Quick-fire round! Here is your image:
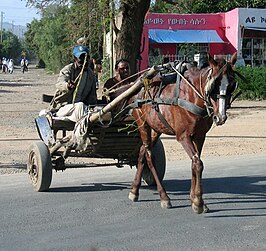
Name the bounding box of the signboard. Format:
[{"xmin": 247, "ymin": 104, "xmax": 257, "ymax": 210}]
[
  {"xmin": 144, "ymin": 13, "xmax": 223, "ymax": 30},
  {"xmin": 239, "ymin": 8, "xmax": 266, "ymax": 28}
]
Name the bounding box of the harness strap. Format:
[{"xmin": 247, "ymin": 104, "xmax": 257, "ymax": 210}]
[
  {"xmin": 174, "ymin": 61, "xmax": 183, "ymax": 97},
  {"xmin": 153, "ymin": 103, "xmax": 175, "ymax": 134},
  {"xmin": 130, "ymin": 97, "xmax": 207, "ymax": 117},
  {"xmin": 116, "ymin": 64, "xmax": 208, "ymax": 124},
  {"xmin": 179, "ymin": 99, "xmax": 208, "ymax": 117},
  {"xmin": 119, "ymin": 98, "xmax": 176, "ymax": 133},
  {"xmin": 154, "ymin": 97, "xmax": 208, "ymax": 117}
]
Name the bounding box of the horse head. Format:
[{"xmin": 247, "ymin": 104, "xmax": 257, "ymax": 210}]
[{"xmin": 204, "ymin": 52, "xmax": 237, "ymax": 126}]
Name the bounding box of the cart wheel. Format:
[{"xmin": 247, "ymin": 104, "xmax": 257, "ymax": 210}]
[
  {"xmin": 27, "ymin": 141, "xmax": 52, "ymax": 192},
  {"xmin": 142, "ymin": 138, "xmax": 166, "ymax": 186}
]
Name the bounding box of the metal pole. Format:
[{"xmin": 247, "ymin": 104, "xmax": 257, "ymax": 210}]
[
  {"xmin": 110, "ymin": 18, "xmax": 113, "ymax": 78},
  {"xmin": 0, "ymin": 12, "xmax": 4, "ymax": 44},
  {"xmin": 109, "ymin": 0, "xmax": 114, "ymax": 78}
]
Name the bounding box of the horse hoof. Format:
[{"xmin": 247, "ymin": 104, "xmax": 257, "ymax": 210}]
[
  {"xmin": 192, "ymin": 203, "xmax": 204, "ymax": 214},
  {"xmin": 161, "ymin": 200, "xmax": 172, "ymax": 209},
  {"xmin": 128, "ymin": 192, "xmax": 138, "ymax": 202}
]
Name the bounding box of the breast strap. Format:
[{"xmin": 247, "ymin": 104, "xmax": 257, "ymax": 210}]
[{"xmin": 129, "ymin": 97, "xmax": 207, "ymax": 117}]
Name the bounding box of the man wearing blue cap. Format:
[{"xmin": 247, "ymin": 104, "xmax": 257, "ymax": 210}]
[{"xmin": 49, "ymin": 45, "xmax": 97, "ymax": 123}]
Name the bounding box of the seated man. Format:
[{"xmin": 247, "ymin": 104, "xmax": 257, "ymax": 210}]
[
  {"xmin": 104, "ymin": 59, "xmax": 131, "ymax": 89},
  {"xmin": 102, "ymin": 59, "xmax": 132, "ymax": 103},
  {"xmin": 48, "ymin": 45, "xmax": 97, "ymax": 124},
  {"xmin": 37, "ymin": 45, "xmax": 97, "ymax": 149}
]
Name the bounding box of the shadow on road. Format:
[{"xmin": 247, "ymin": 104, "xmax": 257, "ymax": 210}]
[
  {"xmin": 0, "ymin": 163, "xmax": 27, "ymax": 170},
  {"xmin": 44, "ymin": 175, "xmax": 266, "ymax": 216},
  {"xmin": 164, "ymin": 176, "xmax": 266, "ymax": 216},
  {"xmin": 48, "ymin": 182, "xmax": 130, "ymax": 193},
  {"xmin": 164, "ymin": 175, "xmax": 266, "ymax": 195}
]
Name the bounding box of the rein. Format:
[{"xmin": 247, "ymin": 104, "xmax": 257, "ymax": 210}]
[
  {"xmin": 102, "ymin": 68, "xmax": 151, "ymax": 103},
  {"xmin": 106, "ymin": 68, "xmax": 150, "ymax": 92},
  {"xmin": 72, "ymin": 53, "xmax": 88, "ymax": 104}
]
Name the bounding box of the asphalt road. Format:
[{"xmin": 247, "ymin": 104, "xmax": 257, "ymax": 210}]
[{"xmin": 0, "ymin": 154, "xmax": 265, "ymax": 251}]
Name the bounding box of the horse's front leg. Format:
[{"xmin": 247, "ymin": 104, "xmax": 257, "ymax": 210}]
[
  {"xmin": 180, "ymin": 137, "xmax": 209, "ymax": 214},
  {"xmin": 190, "ymin": 153, "xmax": 209, "ymax": 214}
]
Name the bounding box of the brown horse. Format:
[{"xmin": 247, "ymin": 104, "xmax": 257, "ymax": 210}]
[{"xmin": 107, "ymin": 53, "xmax": 238, "ymax": 214}]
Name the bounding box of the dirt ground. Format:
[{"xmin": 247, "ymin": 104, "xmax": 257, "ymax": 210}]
[{"xmin": 0, "ymin": 67, "xmax": 265, "ymax": 174}]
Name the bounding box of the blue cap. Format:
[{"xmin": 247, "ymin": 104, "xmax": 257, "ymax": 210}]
[{"xmin": 72, "ymin": 45, "xmax": 89, "ymax": 58}]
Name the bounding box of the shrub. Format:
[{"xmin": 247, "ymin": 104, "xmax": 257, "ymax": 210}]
[{"xmin": 236, "ymin": 66, "xmax": 266, "ymax": 100}]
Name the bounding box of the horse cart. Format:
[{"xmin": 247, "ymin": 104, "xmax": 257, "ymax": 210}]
[{"xmin": 27, "ymin": 67, "xmax": 166, "ymax": 192}]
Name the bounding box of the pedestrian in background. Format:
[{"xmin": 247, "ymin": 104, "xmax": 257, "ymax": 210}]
[{"xmin": 21, "ymin": 56, "xmax": 28, "ymax": 73}]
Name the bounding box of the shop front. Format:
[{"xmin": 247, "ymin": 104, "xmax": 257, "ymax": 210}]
[
  {"xmin": 238, "ymin": 8, "xmax": 266, "ymax": 67},
  {"xmin": 139, "ymin": 8, "xmax": 266, "ymax": 70}
]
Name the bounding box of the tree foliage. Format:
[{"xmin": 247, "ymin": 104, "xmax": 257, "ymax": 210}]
[
  {"xmin": 25, "ymin": 5, "xmax": 71, "ymax": 72},
  {"xmin": 67, "ymin": 0, "xmax": 107, "ymax": 61},
  {"xmin": 151, "ymin": 0, "xmax": 265, "ymax": 13},
  {"xmin": 237, "ymin": 66, "xmax": 266, "ymax": 100},
  {"xmin": 24, "ymin": 0, "xmax": 265, "ymax": 73},
  {"xmin": 25, "ymin": 0, "xmax": 108, "ymax": 72},
  {"xmin": 0, "ymin": 31, "xmax": 23, "ymax": 62}
]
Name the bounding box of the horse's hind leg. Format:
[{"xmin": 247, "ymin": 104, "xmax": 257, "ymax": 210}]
[
  {"xmin": 144, "ymin": 145, "xmax": 172, "ymax": 208},
  {"xmin": 129, "ymin": 144, "xmax": 172, "ymax": 209},
  {"xmin": 180, "ymin": 136, "xmax": 208, "ymax": 214},
  {"xmin": 128, "ymin": 145, "xmax": 146, "ymax": 202}
]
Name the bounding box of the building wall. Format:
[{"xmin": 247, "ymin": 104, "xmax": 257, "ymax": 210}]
[
  {"xmin": 140, "ymin": 12, "xmax": 229, "ymax": 70},
  {"xmin": 238, "ymin": 8, "xmax": 266, "ymax": 66},
  {"xmin": 106, "ymin": 8, "xmax": 265, "ymax": 71},
  {"xmin": 223, "ymin": 8, "xmax": 266, "ymax": 61},
  {"xmin": 139, "ymin": 8, "xmax": 266, "ymax": 70},
  {"xmin": 224, "ymin": 8, "xmax": 239, "ymax": 52}
]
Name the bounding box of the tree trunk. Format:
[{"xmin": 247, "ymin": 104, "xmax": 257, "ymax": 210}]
[{"xmin": 114, "ymin": 0, "xmax": 151, "ymax": 75}]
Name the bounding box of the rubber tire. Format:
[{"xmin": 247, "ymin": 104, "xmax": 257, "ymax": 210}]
[
  {"xmin": 27, "ymin": 141, "xmax": 52, "ymax": 192},
  {"xmin": 142, "ymin": 138, "xmax": 166, "ymax": 186}
]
